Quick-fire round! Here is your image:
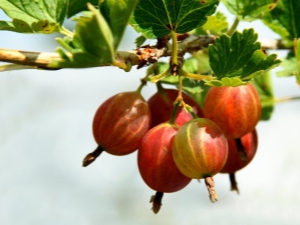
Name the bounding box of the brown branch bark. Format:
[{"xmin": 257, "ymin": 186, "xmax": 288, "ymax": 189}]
[
  {"xmin": 0, "ymin": 35, "xmax": 287, "ymax": 71},
  {"xmin": 0, "ymin": 35, "xmax": 215, "ymax": 70}
]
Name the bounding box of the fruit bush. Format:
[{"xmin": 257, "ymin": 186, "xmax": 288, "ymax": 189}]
[{"xmin": 1, "ymin": 0, "xmax": 300, "ymax": 223}]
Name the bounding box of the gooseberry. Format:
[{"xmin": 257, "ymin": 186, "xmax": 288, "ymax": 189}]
[
  {"xmin": 203, "ymin": 83, "xmax": 261, "ymax": 139},
  {"xmin": 148, "ymin": 85, "xmax": 203, "ymax": 127},
  {"xmin": 172, "ymin": 118, "xmax": 228, "ymax": 202},
  {"xmin": 82, "ymin": 91, "xmax": 151, "ymax": 166},
  {"xmin": 138, "ymin": 122, "xmax": 191, "ymax": 213}
]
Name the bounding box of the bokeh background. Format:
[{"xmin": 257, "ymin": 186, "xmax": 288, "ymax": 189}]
[{"xmin": 1, "ymin": 3, "xmax": 300, "ymax": 225}]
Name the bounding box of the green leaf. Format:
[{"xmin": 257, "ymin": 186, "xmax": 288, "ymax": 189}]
[
  {"xmin": 147, "ymin": 62, "xmax": 169, "ymax": 75},
  {"xmin": 50, "ymin": 4, "xmax": 114, "ymax": 68},
  {"xmin": 67, "ymin": 0, "xmax": 98, "ymax": 18},
  {"xmin": 161, "ymin": 76, "xmax": 204, "ymax": 94},
  {"xmin": 183, "ymin": 57, "xmax": 200, "ymax": 74},
  {"xmin": 188, "ymin": 51, "xmax": 212, "ymax": 74},
  {"xmin": 130, "ymin": 0, "xmax": 219, "ymax": 39},
  {"xmin": 294, "ymin": 39, "xmax": 300, "ymax": 85},
  {"xmin": 204, "ymin": 77, "xmax": 249, "ymax": 86},
  {"xmin": 100, "ymin": 0, "xmax": 138, "ymax": 50},
  {"xmin": 221, "ymin": 0, "xmax": 278, "ymax": 21},
  {"xmin": 161, "ymin": 74, "xmax": 208, "ymax": 107},
  {"xmin": 251, "ymin": 73, "xmax": 274, "ymax": 121},
  {"xmin": 276, "ymin": 56, "xmax": 297, "ymax": 77},
  {"xmin": 208, "ymin": 29, "xmax": 281, "ymax": 85},
  {"xmin": 262, "ymin": 0, "xmax": 300, "ymax": 39},
  {"xmin": 0, "ymin": 0, "xmax": 68, "ymax": 33},
  {"xmin": 195, "ymin": 12, "xmax": 228, "ymax": 35},
  {"xmin": 135, "ymin": 35, "xmax": 147, "ymax": 48}
]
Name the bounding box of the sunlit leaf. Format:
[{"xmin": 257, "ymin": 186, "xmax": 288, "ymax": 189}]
[
  {"xmin": 130, "ymin": 0, "xmax": 219, "ymax": 39},
  {"xmin": 100, "ymin": 0, "xmax": 138, "ymax": 49},
  {"xmin": 208, "ymin": 29, "xmax": 281, "ymax": 85},
  {"xmin": 0, "ymin": 0, "xmax": 67, "ymax": 34},
  {"xmin": 195, "ymin": 12, "xmax": 228, "ymax": 35},
  {"xmin": 50, "ymin": 4, "xmax": 114, "ymax": 68},
  {"xmin": 221, "ymin": 0, "xmax": 278, "ymax": 21}
]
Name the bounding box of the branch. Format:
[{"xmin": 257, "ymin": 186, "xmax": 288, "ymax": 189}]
[
  {"xmin": 0, "ymin": 35, "xmax": 288, "ymax": 72},
  {"xmin": 259, "ymin": 38, "xmax": 293, "ymax": 50},
  {"xmin": 0, "ymin": 35, "xmax": 215, "ymax": 71}
]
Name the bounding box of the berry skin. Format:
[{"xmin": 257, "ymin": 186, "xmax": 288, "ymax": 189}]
[
  {"xmin": 138, "ymin": 122, "xmax": 191, "ymax": 213},
  {"xmin": 138, "ymin": 122, "xmax": 191, "ymax": 193},
  {"xmin": 172, "ymin": 118, "xmax": 228, "ymax": 179},
  {"xmin": 172, "ymin": 118, "xmax": 228, "ymax": 202},
  {"xmin": 92, "ymin": 91, "xmax": 151, "ymax": 156},
  {"xmin": 203, "ymin": 83, "xmax": 261, "ymax": 139},
  {"xmin": 221, "ymin": 129, "xmax": 258, "ymax": 174},
  {"xmin": 148, "ymin": 88, "xmax": 203, "ymax": 127}
]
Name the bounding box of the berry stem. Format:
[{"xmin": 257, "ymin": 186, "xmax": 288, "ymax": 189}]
[
  {"xmin": 150, "ymin": 68, "xmax": 171, "ymax": 83},
  {"xmin": 136, "ymin": 81, "xmax": 146, "ymax": 94},
  {"xmin": 226, "ymin": 17, "xmax": 240, "ymax": 36},
  {"xmin": 170, "ymin": 31, "xmax": 179, "ymax": 67},
  {"xmin": 235, "ymin": 138, "xmax": 248, "ymax": 162},
  {"xmin": 185, "ymin": 104, "xmax": 198, "ymax": 119},
  {"xmin": 82, "ymin": 145, "xmax": 104, "ymax": 167},
  {"xmin": 150, "ymin": 191, "xmax": 164, "ymax": 214},
  {"xmin": 204, "ymin": 176, "xmax": 218, "ymax": 203},
  {"xmin": 181, "ymin": 69, "xmax": 216, "ymax": 81},
  {"xmin": 169, "ymin": 101, "xmax": 181, "ymax": 125},
  {"xmin": 229, "ymin": 173, "xmax": 240, "ymax": 194},
  {"xmin": 59, "ymin": 26, "xmax": 74, "ymax": 38}
]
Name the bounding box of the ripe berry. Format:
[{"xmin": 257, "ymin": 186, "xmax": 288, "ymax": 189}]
[
  {"xmin": 172, "ymin": 118, "xmax": 228, "ymax": 202},
  {"xmin": 221, "ymin": 129, "xmax": 258, "ymax": 193},
  {"xmin": 83, "ymin": 91, "xmax": 151, "ymax": 166},
  {"xmin": 203, "ymin": 83, "xmax": 261, "ymax": 139},
  {"xmin": 148, "ymin": 86, "xmax": 203, "ymax": 127},
  {"xmin": 138, "ymin": 122, "xmax": 191, "ymax": 213}
]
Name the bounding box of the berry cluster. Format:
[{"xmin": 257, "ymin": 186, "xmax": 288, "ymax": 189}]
[{"xmin": 82, "ymin": 82, "xmax": 261, "ymax": 214}]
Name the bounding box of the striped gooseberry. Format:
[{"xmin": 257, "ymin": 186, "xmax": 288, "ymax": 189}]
[
  {"xmin": 82, "ymin": 91, "xmax": 151, "ymax": 166},
  {"xmin": 172, "ymin": 118, "xmax": 228, "ymax": 202},
  {"xmin": 203, "ymin": 83, "xmax": 261, "ymax": 139}
]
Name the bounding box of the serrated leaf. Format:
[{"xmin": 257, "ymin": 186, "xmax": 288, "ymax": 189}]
[
  {"xmin": 67, "ymin": 0, "xmax": 98, "ymax": 18},
  {"xmin": 262, "ymin": 0, "xmax": 300, "ymax": 40},
  {"xmin": 195, "ymin": 12, "xmax": 228, "ymax": 35},
  {"xmin": 203, "ymin": 15, "xmax": 228, "ymax": 34},
  {"xmin": 0, "ymin": 0, "xmax": 68, "ymax": 34},
  {"xmin": 204, "ymin": 77, "xmax": 249, "ymax": 86},
  {"xmin": 221, "ymin": 0, "xmax": 278, "ymax": 21},
  {"xmin": 261, "ymin": 13, "xmax": 290, "ymax": 40},
  {"xmin": 209, "ymin": 29, "xmax": 281, "ymax": 82},
  {"xmin": 130, "ymin": 0, "xmax": 219, "ymax": 39},
  {"xmin": 251, "ymin": 73, "xmax": 274, "ymax": 121},
  {"xmin": 50, "ymin": 4, "xmax": 114, "ymax": 68},
  {"xmin": 100, "ymin": 0, "xmax": 138, "ymax": 50}
]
